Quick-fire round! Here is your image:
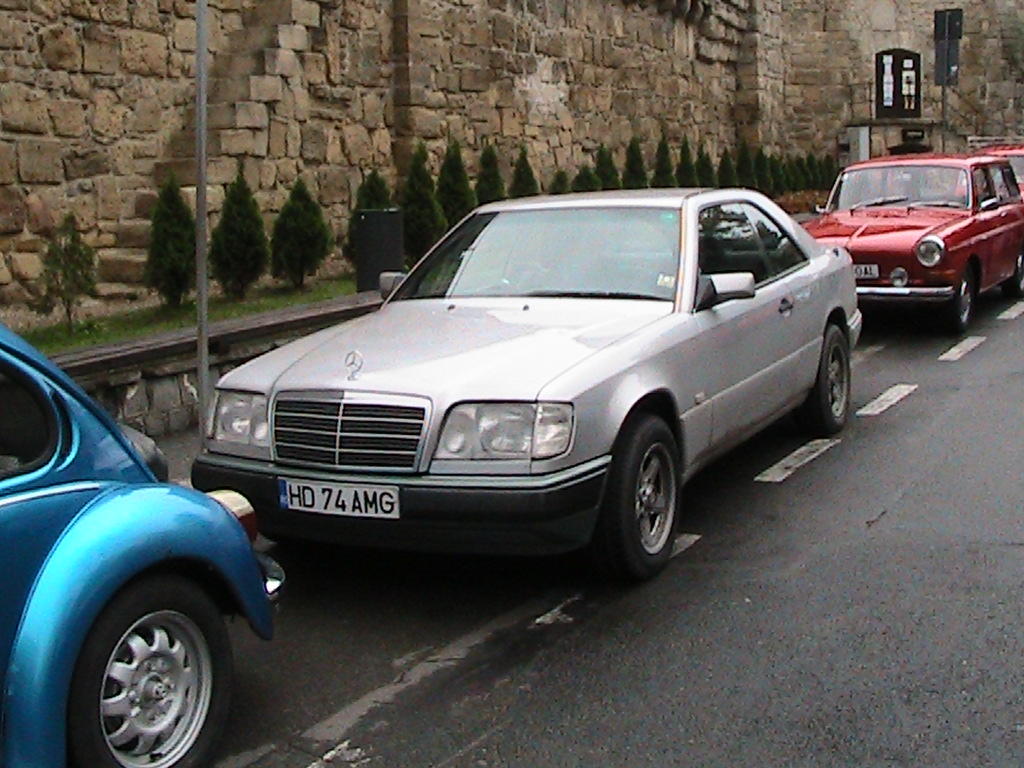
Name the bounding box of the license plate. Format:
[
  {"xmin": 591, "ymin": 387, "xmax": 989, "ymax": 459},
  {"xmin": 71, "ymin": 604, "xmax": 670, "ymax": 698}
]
[
  {"xmin": 278, "ymin": 478, "xmax": 400, "ymax": 519},
  {"xmin": 854, "ymin": 263, "xmax": 879, "ymax": 279}
]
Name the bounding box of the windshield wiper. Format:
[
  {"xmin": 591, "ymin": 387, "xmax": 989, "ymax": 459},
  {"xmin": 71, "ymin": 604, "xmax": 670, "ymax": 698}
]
[
  {"xmin": 851, "ymin": 195, "xmax": 909, "ymax": 210},
  {"xmin": 907, "ymin": 199, "xmax": 966, "ymax": 209},
  {"xmin": 524, "ymin": 290, "xmax": 663, "ymax": 300}
]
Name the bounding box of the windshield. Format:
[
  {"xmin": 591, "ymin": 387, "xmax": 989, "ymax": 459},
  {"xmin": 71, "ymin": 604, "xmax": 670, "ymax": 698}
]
[
  {"xmin": 393, "ymin": 207, "xmax": 681, "ymax": 301},
  {"xmin": 828, "ymin": 165, "xmax": 970, "ymax": 211}
]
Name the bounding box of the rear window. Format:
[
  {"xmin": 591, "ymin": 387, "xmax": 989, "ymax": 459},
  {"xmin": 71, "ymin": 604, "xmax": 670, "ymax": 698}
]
[{"xmin": 0, "ymin": 365, "xmax": 54, "ymax": 479}]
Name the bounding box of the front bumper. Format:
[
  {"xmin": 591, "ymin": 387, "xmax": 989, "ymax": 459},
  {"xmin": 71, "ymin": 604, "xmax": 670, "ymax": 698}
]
[
  {"xmin": 192, "ymin": 453, "xmax": 609, "ymax": 556},
  {"xmin": 856, "ymin": 285, "xmax": 955, "ymax": 303}
]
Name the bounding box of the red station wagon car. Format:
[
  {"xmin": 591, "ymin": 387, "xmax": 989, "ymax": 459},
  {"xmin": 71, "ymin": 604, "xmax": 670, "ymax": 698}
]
[{"xmin": 805, "ymin": 153, "xmax": 1024, "ymax": 332}]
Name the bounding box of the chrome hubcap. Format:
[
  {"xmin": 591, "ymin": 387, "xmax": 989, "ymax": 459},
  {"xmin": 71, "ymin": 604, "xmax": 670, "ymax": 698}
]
[
  {"xmin": 635, "ymin": 443, "xmax": 676, "ymax": 555},
  {"xmin": 100, "ymin": 611, "xmax": 212, "ymax": 768},
  {"xmin": 827, "ymin": 343, "xmax": 849, "ymax": 419},
  {"xmin": 959, "ymin": 275, "xmax": 973, "ymax": 325}
]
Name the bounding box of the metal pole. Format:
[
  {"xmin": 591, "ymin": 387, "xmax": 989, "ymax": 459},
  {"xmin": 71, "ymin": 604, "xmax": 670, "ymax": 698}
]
[{"xmin": 196, "ymin": 0, "xmax": 210, "ymax": 441}]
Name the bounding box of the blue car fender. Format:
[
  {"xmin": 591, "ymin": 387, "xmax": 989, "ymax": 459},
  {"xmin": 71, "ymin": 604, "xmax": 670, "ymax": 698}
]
[{"xmin": 3, "ymin": 483, "xmax": 274, "ymax": 768}]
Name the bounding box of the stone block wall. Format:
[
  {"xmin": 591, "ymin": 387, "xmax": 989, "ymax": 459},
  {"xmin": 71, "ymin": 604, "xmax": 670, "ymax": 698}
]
[
  {"xmin": 777, "ymin": 0, "xmax": 1024, "ymax": 157},
  {"xmin": 2, "ymin": 0, "xmax": 1022, "ymax": 311}
]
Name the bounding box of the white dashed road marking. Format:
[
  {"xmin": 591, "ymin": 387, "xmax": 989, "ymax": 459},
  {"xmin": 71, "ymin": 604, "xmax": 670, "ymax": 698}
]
[
  {"xmin": 671, "ymin": 533, "xmax": 702, "ymax": 558},
  {"xmin": 856, "ymin": 383, "xmax": 919, "ymax": 417},
  {"xmin": 755, "ymin": 439, "xmax": 841, "ymax": 483},
  {"xmin": 999, "ymin": 302, "xmax": 1024, "ymax": 320},
  {"xmin": 938, "ymin": 335, "xmax": 986, "ymax": 361}
]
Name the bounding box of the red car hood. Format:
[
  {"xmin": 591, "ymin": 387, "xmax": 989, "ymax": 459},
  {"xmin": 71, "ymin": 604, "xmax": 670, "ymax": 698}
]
[{"xmin": 805, "ymin": 209, "xmax": 968, "ymax": 254}]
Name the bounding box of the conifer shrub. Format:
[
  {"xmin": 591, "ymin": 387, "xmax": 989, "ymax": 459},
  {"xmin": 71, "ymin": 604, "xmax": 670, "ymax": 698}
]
[
  {"xmin": 146, "ymin": 175, "xmax": 195, "ymax": 308},
  {"xmin": 675, "ymin": 137, "xmax": 698, "ymax": 186},
  {"xmin": 622, "ymin": 137, "xmax": 648, "ymax": 189},
  {"xmin": 788, "ymin": 155, "xmax": 809, "ymax": 191},
  {"xmin": 651, "ymin": 136, "xmax": 675, "ymax": 188},
  {"xmin": 437, "ymin": 140, "xmax": 476, "ymax": 225},
  {"xmin": 271, "ymin": 179, "xmax": 333, "ymax": 290},
  {"xmin": 736, "ymin": 141, "xmax": 756, "ymax": 189},
  {"xmin": 695, "ymin": 146, "xmax": 717, "ymax": 187},
  {"xmin": 209, "ymin": 165, "xmax": 268, "ymax": 300},
  {"xmin": 804, "ymin": 154, "xmax": 821, "ymax": 190},
  {"xmin": 571, "ymin": 165, "xmax": 601, "ymax": 192},
  {"xmin": 717, "ymin": 149, "xmax": 738, "ymax": 187},
  {"xmin": 33, "ymin": 212, "xmax": 96, "ymax": 330},
  {"xmin": 548, "ymin": 169, "xmax": 570, "ymax": 194},
  {"xmin": 754, "ymin": 147, "xmax": 773, "ymax": 194},
  {"xmin": 475, "ymin": 144, "xmax": 506, "ymax": 205},
  {"xmin": 595, "ymin": 144, "xmax": 620, "ymax": 190},
  {"xmin": 770, "ymin": 154, "xmax": 789, "ymax": 195},
  {"xmin": 508, "ymin": 145, "xmax": 540, "ymax": 198},
  {"xmin": 402, "ymin": 142, "xmax": 447, "ymax": 264},
  {"xmin": 820, "ymin": 154, "xmax": 839, "ymax": 192}
]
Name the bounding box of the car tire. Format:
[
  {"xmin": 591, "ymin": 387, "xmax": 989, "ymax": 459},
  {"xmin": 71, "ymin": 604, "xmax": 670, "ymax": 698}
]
[
  {"xmin": 794, "ymin": 323, "xmax": 850, "ymax": 437},
  {"xmin": 67, "ymin": 575, "xmax": 232, "ymax": 768},
  {"xmin": 588, "ymin": 414, "xmax": 679, "ymax": 582},
  {"xmin": 1001, "ymin": 245, "xmax": 1024, "ymax": 299},
  {"xmin": 945, "ymin": 265, "xmax": 976, "ymax": 334}
]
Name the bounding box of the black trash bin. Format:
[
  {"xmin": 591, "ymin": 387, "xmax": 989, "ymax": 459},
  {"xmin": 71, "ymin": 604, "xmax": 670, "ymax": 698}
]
[{"xmin": 352, "ymin": 208, "xmax": 405, "ymax": 293}]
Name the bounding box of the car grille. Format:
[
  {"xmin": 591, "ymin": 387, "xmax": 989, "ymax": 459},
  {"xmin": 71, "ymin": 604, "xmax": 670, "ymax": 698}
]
[{"xmin": 273, "ymin": 396, "xmax": 427, "ymax": 472}]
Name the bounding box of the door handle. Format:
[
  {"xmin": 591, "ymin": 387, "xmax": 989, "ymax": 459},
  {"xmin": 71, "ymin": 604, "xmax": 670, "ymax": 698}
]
[{"xmin": 778, "ymin": 297, "xmax": 794, "ymax": 315}]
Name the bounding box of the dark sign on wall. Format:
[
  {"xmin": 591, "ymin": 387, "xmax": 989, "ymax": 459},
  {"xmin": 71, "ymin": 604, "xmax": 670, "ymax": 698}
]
[{"xmin": 875, "ymin": 49, "xmax": 922, "ymax": 119}]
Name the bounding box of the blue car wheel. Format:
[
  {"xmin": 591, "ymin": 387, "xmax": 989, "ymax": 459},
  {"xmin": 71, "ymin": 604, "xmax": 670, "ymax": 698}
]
[{"xmin": 67, "ymin": 575, "xmax": 232, "ymax": 768}]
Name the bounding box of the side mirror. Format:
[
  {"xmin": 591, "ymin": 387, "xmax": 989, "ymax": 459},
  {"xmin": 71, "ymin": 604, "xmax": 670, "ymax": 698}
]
[
  {"xmin": 979, "ymin": 197, "xmax": 1000, "ymax": 212},
  {"xmin": 695, "ymin": 272, "xmax": 757, "ymax": 311},
  {"xmin": 379, "ymin": 271, "xmax": 405, "ymax": 299}
]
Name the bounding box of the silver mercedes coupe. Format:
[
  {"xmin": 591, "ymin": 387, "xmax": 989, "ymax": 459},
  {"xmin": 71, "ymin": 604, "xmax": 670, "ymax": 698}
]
[{"xmin": 192, "ymin": 189, "xmax": 860, "ymax": 581}]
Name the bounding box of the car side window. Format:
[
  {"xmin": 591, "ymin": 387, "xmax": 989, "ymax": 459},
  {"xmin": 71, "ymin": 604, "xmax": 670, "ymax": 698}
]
[
  {"xmin": 973, "ymin": 167, "xmax": 996, "ymax": 208},
  {"xmin": 0, "ymin": 366, "xmax": 54, "ymax": 479},
  {"xmin": 996, "ymin": 164, "xmax": 1021, "ymax": 202},
  {"xmin": 740, "ymin": 203, "xmax": 808, "ymax": 278},
  {"xmin": 989, "ymin": 164, "xmax": 1013, "ymax": 203},
  {"xmin": 698, "ymin": 203, "xmax": 769, "ymax": 284}
]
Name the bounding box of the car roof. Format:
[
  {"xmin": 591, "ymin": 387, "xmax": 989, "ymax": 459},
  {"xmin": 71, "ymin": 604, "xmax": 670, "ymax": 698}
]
[
  {"xmin": 974, "ymin": 144, "xmax": 1024, "ymax": 156},
  {"xmin": 842, "ymin": 153, "xmax": 993, "ymax": 171},
  {"xmin": 474, "ymin": 188, "xmax": 709, "ymax": 214}
]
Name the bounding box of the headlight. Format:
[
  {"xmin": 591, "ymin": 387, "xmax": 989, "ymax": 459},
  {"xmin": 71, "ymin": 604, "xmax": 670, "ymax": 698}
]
[
  {"xmin": 208, "ymin": 391, "xmax": 270, "ymax": 447},
  {"xmin": 916, "ymin": 236, "xmax": 945, "ymax": 268},
  {"xmin": 435, "ymin": 402, "xmax": 573, "ymax": 460}
]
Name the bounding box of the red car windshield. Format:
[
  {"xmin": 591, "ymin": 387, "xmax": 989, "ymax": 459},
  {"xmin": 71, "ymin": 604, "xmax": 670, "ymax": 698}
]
[{"xmin": 829, "ymin": 165, "xmax": 970, "ymax": 211}]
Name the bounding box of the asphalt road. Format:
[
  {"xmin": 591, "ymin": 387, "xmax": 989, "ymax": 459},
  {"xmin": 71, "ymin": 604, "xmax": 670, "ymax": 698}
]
[{"xmin": 160, "ymin": 291, "xmax": 1024, "ymax": 767}]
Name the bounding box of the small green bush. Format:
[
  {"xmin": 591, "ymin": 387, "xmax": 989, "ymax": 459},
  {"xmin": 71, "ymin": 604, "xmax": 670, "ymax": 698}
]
[
  {"xmin": 622, "ymin": 137, "xmax": 648, "ymax": 189},
  {"xmin": 437, "ymin": 140, "xmax": 476, "ymax": 225},
  {"xmin": 736, "ymin": 141, "xmax": 756, "ymax": 189},
  {"xmin": 209, "ymin": 165, "xmax": 269, "ymax": 300},
  {"xmin": 508, "ymin": 145, "xmax": 540, "ymax": 198},
  {"xmin": 271, "ymin": 179, "xmax": 333, "ymax": 290},
  {"xmin": 548, "ymin": 169, "xmax": 571, "ymax": 194},
  {"xmin": 754, "ymin": 147, "xmax": 773, "ymax": 194},
  {"xmin": 651, "ymin": 136, "xmax": 675, "ymax": 188},
  {"xmin": 402, "ymin": 142, "xmax": 447, "ymax": 264},
  {"xmin": 675, "ymin": 137, "xmax": 698, "ymax": 187},
  {"xmin": 475, "ymin": 144, "xmax": 506, "ymax": 205},
  {"xmin": 146, "ymin": 175, "xmax": 195, "ymax": 308},
  {"xmin": 804, "ymin": 154, "xmax": 821, "ymax": 190},
  {"xmin": 717, "ymin": 149, "xmax": 738, "ymax": 187},
  {"xmin": 770, "ymin": 154, "xmax": 789, "ymax": 195},
  {"xmin": 33, "ymin": 213, "xmax": 96, "ymax": 330},
  {"xmin": 595, "ymin": 144, "xmax": 620, "ymax": 190},
  {"xmin": 571, "ymin": 165, "xmax": 601, "ymax": 192},
  {"xmin": 695, "ymin": 146, "xmax": 717, "ymax": 187},
  {"xmin": 820, "ymin": 154, "xmax": 839, "ymax": 191}
]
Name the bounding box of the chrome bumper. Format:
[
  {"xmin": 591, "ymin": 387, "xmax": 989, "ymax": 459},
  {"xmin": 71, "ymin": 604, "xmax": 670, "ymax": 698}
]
[{"xmin": 856, "ymin": 285, "xmax": 955, "ymax": 302}]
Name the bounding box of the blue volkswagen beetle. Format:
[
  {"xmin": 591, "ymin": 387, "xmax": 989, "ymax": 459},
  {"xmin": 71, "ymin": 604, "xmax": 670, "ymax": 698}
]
[{"xmin": 0, "ymin": 324, "xmax": 283, "ymax": 768}]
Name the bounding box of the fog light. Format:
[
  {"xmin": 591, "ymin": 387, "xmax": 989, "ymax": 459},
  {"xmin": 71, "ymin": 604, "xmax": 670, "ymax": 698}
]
[{"xmin": 890, "ymin": 267, "xmax": 909, "ymax": 288}]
